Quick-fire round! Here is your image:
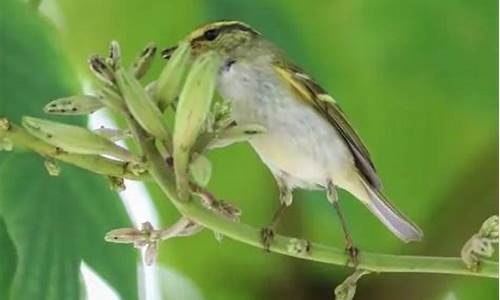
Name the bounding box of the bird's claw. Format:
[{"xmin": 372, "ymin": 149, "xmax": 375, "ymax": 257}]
[
  {"xmin": 260, "ymin": 227, "xmax": 275, "ymax": 251},
  {"xmin": 345, "ymin": 244, "xmax": 359, "ymax": 268}
]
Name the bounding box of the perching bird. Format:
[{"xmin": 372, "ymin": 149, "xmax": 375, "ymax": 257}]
[{"xmin": 163, "ymin": 21, "xmax": 423, "ymax": 257}]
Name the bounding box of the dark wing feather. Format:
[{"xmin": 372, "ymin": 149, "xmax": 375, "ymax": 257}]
[{"xmin": 273, "ymin": 62, "xmax": 382, "ymax": 190}]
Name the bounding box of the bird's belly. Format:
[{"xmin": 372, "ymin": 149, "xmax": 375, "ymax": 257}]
[
  {"xmin": 217, "ymin": 62, "xmax": 355, "ymax": 189},
  {"xmin": 248, "ymin": 104, "xmax": 353, "ymax": 189}
]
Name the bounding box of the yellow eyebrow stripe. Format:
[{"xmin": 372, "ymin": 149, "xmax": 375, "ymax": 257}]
[{"xmin": 187, "ymin": 21, "xmax": 261, "ymax": 41}]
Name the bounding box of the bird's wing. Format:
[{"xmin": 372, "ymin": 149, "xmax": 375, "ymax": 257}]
[{"xmin": 273, "ymin": 62, "xmax": 382, "ymax": 189}]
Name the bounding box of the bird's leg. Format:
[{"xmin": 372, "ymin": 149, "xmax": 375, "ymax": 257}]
[
  {"xmin": 327, "ymin": 180, "xmax": 359, "ymax": 267},
  {"xmin": 260, "ymin": 176, "xmax": 292, "ymax": 251}
]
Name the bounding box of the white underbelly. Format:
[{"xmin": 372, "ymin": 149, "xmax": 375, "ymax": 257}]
[{"xmin": 217, "ymin": 60, "xmax": 355, "ymax": 189}]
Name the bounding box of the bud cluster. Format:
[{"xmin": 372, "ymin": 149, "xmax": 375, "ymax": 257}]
[
  {"xmin": 6, "ymin": 40, "xmax": 264, "ymax": 266},
  {"xmin": 461, "ymin": 215, "xmax": 499, "ymax": 271}
]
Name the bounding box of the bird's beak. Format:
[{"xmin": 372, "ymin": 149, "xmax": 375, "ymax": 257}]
[{"xmin": 161, "ymin": 45, "xmax": 178, "ymax": 60}]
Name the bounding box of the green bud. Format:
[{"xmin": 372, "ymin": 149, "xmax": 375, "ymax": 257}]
[
  {"xmin": 44, "ymin": 158, "xmax": 61, "ymax": 176},
  {"xmin": 115, "ymin": 68, "xmax": 171, "ymax": 145},
  {"xmin": 173, "ymin": 51, "xmax": 221, "ymax": 199},
  {"xmin": 108, "ymin": 176, "xmax": 126, "ymax": 192},
  {"xmin": 108, "ymin": 40, "xmax": 121, "ymax": 69},
  {"xmin": 461, "ymin": 215, "xmax": 499, "ymax": 270},
  {"xmin": 208, "ymin": 124, "xmax": 266, "ymax": 149},
  {"xmin": 0, "ymin": 138, "xmax": 13, "ymax": 151},
  {"xmin": 89, "ymin": 55, "xmax": 115, "ymax": 85},
  {"xmin": 155, "ymin": 42, "xmax": 192, "ymax": 111},
  {"xmin": 212, "ymin": 100, "xmax": 233, "ymax": 130},
  {"xmin": 286, "ymin": 238, "xmax": 310, "ymax": 256},
  {"xmin": 172, "ymin": 219, "xmax": 203, "ymax": 237},
  {"xmin": 144, "ymin": 240, "xmax": 159, "ymax": 266},
  {"xmin": 131, "ymin": 43, "xmax": 157, "ymax": 79},
  {"xmin": 213, "ymin": 231, "xmax": 224, "ymax": 242},
  {"xmin": 125, "ymin": 162, "xmax": 147, "ymax": 176},
  {"xmin": 44, "ymin": 95, "xmax": 104, "ymax": 115},
  {"xmin": 189, "ymin": 154, "xmax": 212, "ymax": 187},
  {"xmin": 22, "ymin": 116, "xmax": 141, "ymax": 162},
  {"xmin": 0, "ymin": 118, "xmax": 11, "ymax": 151},
  {"xmin": 93, "ymin": 127, "xmax": 132, "ymax": 142},
  {"xmin": 98, "ymin": 85, "xmax": 128, "ymax": 113},
  {"xmin": 145, "ymin": 80, "xmax": 157, "ymax": 98},
  {"xmin": 334, "ymin": 270, "xmax": 370, "ymax": 300},
  {"xmin": 105, "ymin": 227, "xmax": 147, "ymax": 245},
  {"xmin": 479, "ymin": 215, "xmax": 499, "ymax": 241},
  {"xmin": 0, "ymin": 118, "xmax": 11, "ymax": 131}
]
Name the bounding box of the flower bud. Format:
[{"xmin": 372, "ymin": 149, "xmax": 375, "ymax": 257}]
[
  {"xmin": 155, "ymin": 42, "xmax": 192, "ymax": 111},
  {"xmin": 0, "ymin": 118, "xmax": 11, "ymax": 131},
  {"xmin": 115, "ymin": 68, "xmax": 171, "ymax": 144},
  {"xmin": 145, "ymin": 81, "xmax": 157, "ymax": 98},
  {"xmin": 173, "ymin": 51, "xmax": 221, "ymax": 199},
  {"xmin": 0, "ymin": 138, "xmax": 13, "ymax": 151},
  {"xmin": 105, "ymin": 227, "xmax": 147, "ymax": 245},
  {"xmin": 144, "ymin": 241, "xmax": 159, "ymax": 266},
  {"xmin": 89, "ymin": 55, "xmax": 115, "ymax": 85},
  {"xmin": 286, "ymin": 238, "xmax": 310, "ymax": 256},
  {"xmin": 93, "ymin": 127, "xmax": 132, "ymax": 142},
  {"xmin": 44, "ymin": 95, "xmax": 104, "ymax": 115},
  {"xmin": 44, "ymin": 158, "xmax": 61, "ymax": 176},
  {"xmin": 22, "ymin": 116, "xmax": 140, "ymax": 162},
  {"xmin": 131, "ymin": 43, "xmax": 157, "ymax": 79},
  {"xmin": 108, "ymin": 176, "xmax": 126, "ymax": 192},
  {"xmin": 479, "ymin": 215, "xmax": 499, "ymax": 241},
  {"xmin": 175, "ymin": 219, "xmax": 203, "ymax": 237},
  {"xmin": 189, "ymin": 154, "xmax": 212, "ymax": 187},
  {"xmin": 108, "ymin": 40, "xmax": 121, "ymax": 69},
  {"xmin": 98, "ymin": 85, "xmax": 128, "ymax": 113},
  {"xmin": 334, "ymin": 270, "xmax": 370, "ymax": 300},
  {"xmin": 213, "ymin": 231, "xmax": 224, "ymax": 242},
  {"xmin": 461, "ymin": 215, "xmax": 499, "ymax": 270}
]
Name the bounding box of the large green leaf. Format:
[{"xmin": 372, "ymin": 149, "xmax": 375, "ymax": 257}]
[
  {"xmin": 0, "ymin": 1, "xmax": 137, "ymax": 299},
  {"xmin": 0, "ymin": 217, "xmax": 16, "ymax": 299}
]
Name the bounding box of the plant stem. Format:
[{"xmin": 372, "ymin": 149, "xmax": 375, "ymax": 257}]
[
  {"xmin": 3, "ymin": 120, "xmax": 498, "ymax": 279},
  {"xmin": 131, "ymin": 119, "xmax": 499, "ymax": 279}
]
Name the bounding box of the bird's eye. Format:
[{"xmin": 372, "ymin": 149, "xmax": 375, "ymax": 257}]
[{"xmin": 203, "ymin": 29, "xmax": 220, "ymax": 41}]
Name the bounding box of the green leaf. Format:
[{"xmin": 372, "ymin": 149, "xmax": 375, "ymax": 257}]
[
  {"xmin": 0, "ymin": 217, "xmax": 17, "ymax": 299},
  {"xmin": 0, "ymin": 1, "xmax": 137, "ymax": 299}
]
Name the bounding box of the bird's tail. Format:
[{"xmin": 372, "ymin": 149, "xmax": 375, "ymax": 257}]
[{"xmin": 357, "ymin": 175, "xmax": 423, "ymax": 242}]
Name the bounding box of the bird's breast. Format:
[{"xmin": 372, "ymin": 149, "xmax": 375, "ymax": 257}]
[{"xmin": 217, "ymin": 60, "xmax": 354, "ymax": 188}]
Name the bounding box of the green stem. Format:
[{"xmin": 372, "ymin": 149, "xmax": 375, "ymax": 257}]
[
  {"xmin": 3, "ymin": 120, "xmax": 498, "ymax": 278},
  {"xmin": 133, "ymin": 120, "xmax": 498, "ymax": 279}
]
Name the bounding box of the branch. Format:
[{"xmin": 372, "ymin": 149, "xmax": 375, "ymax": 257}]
[
  {"xmin": 2, "ymin": 118, "xmax": 497, "ymax": 278},
  {"xmin": 120, "ymin": 114, "xmax": 498, "ymax": 279}
]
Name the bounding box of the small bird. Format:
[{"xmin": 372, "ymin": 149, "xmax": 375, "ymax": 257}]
[{"xmin": 163, "ymin": 21, "xmax": 423, "ymax": 256}]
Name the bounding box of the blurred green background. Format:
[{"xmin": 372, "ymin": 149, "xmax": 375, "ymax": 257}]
[{"xmin": 0, "ymin": 0, "xmax": 498, "ymax": 299}]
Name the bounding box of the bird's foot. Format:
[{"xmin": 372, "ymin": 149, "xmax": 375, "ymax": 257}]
[
  {"xmin": 345, "ymin": 244, "xmax": 359, "ymax": 268},
  {"xmin": 260, "ymin": 227, "xmax": 275, "ymax": 252}
]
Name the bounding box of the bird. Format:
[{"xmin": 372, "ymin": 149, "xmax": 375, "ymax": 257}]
[{"xmin": 162, "ymin": 20, "xmax": 423, "ymax": 259}]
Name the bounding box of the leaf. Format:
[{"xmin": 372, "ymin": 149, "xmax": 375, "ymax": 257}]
[
  {"xmin": 0, "ymin": 1, "xmax": 137, "ymax": 299},
  {"xmin": 0, "ymin": 217, "xmax": 17, "ymax": 299}
]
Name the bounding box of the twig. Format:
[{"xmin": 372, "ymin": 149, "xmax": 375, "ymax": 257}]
[
  {"xmin": 129, "ymin": 117, "xmax": 499, "ymax": 278},
  {"xmin": 3, "ymin": 118, "xmax": 498, "ymax": 278}
]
